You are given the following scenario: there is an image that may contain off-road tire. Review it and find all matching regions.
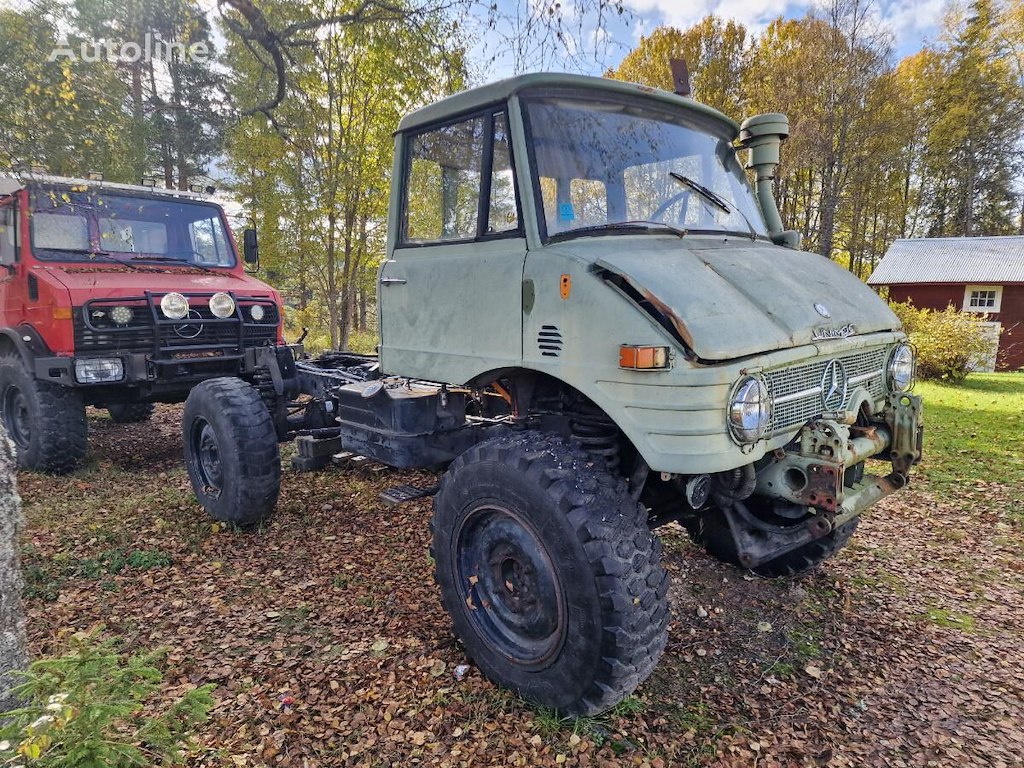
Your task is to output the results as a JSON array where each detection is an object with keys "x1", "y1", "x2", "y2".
[
  {"x1": 686, "y1": 504, "x2": 859, "y2": 577},
  {"x1": 182, "y1": 377, "x2": 280, "y2": 526},
  {"x1": 0, "y1": 354, "x2": 87, "y2": 473},
  {"x1": 432, "y1": 430, "x2": 669, "y2": 715},
  {"x1": 107, "y1": 402, "x2": 155, "y2": 423}
]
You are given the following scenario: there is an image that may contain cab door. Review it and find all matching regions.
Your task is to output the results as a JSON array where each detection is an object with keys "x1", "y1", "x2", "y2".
[
  {"x1": 379, "y1": 109, "x2": 525, "y2": 385},
  {"x1": 0, "y1": 197, "x2": 20, "y2": 329}
]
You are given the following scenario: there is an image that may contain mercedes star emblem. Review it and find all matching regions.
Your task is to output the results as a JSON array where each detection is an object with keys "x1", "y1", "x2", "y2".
[{"x1": 820, "y1": 359, "x2": 849, "y2": 411}]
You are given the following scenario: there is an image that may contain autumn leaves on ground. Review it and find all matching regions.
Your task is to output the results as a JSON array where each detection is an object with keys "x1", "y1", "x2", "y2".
[{"x1": 16, "y1": 374, "x2": 1024, "y2": 767}]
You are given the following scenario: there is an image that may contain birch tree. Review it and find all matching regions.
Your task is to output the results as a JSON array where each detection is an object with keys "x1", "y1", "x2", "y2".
[{"x1": 0, "y1": 429, "x2": 27, "y2": 714}]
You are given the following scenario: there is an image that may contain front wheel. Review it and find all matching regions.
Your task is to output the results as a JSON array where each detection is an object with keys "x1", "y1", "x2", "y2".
[
  {"x1": 432, "y1": 431, "x2": 669, "y2": 715},
  {"x1": 0, "y1": 354, "x2": 87, "y2": 473},
  {"x1": 182, "y1": 378, "x2": 280, "y2": 526}
]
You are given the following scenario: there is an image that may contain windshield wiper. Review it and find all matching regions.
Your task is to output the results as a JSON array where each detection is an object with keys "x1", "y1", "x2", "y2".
[
  {"x1": 43, "y1": 248, "x2": 141, "y2": 270},
  {"x1": 133, "y1": 255, "x2": 219, "y2": 274},
  {"x1": 668, "y1": 172, "x2": 758, "y2": 241},
  {"x1": 549, "y1": 221, "x2": 686, "y2": 242},
  {"x1": 669, "y1": 172, "x2": 731, "y2": 214}
]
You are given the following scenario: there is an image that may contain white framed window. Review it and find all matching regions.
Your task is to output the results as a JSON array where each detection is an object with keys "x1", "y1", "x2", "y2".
[{"x1": 963, "y1": 285, "x2": 1002, "y2": 313}]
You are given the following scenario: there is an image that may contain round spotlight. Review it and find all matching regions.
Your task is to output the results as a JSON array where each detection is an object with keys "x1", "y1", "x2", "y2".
[
  {"x1": 888, "y1": 343, "x2": 915, "y2": 392},
  {"x1": 209, "y1": 292, "x2": 236, "y2": 319},
  {"x1": 728, "y1": 376, "x2": 772, "y2": 444},
  {"x1": 110, "y1": 305, "x2": 133, "y2": 326},
  {"x1": 249, "y1": 304, "x2": 265, "y2": 322},
  {"x1": 160, "y1": 292, "x2": 189, "y2": 320}
]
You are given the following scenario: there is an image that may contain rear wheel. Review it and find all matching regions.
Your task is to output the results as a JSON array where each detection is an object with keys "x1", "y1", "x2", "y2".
[
  {"x1": 432, "y1": 430, "x2": 669, "y2": 715},
  {"x1": 0, "y1": 354, "x2": 87, "y2": 473},
  {"x1": 183, "y1": 378, "x2": 280, "y2": 526},
  {"x1": 107, "y1": 402, "x2": 155, "y2": 423}
]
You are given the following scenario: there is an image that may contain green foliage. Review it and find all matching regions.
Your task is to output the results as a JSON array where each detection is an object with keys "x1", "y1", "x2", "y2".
[
  {"x1": 0, "y1": 630, "x2": 213, "y2": 767},
  {"x1": 890, "y1": 301, "x2": 996, "y2": 381}
]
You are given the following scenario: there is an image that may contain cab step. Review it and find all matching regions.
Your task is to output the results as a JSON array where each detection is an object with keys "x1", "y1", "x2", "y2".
[{"x1": 379, "y1": 484, "x2": 439, "y2": 507}]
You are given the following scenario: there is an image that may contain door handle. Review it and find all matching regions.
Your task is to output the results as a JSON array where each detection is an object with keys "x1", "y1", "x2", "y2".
[{"x1": 379, "y1": 277, "x2": 407, "y2": 286}]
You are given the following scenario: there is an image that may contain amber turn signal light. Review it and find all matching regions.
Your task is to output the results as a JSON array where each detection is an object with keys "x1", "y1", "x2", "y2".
[{"x1": 619, "y1": 345, "x2": 670, "y2": 370}]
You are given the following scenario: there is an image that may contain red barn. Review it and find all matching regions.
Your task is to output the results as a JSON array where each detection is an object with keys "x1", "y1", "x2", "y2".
[{"x1": 867, "y1": 236, "x2": 1024, "y2": 372}]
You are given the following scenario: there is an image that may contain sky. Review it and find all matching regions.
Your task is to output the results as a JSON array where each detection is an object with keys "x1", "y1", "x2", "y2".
[{"x1": 469, "y1": 0, "x2": 950, "y2": 78}]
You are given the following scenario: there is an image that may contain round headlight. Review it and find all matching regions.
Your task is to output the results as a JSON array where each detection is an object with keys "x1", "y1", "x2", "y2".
[
  {"x1": 160, "y1": 292, "x2": 189, "y2": 320},
  {"x1": 209, "y1": 292, "x2": 236, "y2": 319},
  {"x1": 888, "y1": 343, "x2": 915, "y2": 392},
  {"x1": 110, "y1": 305, "x2": 133, "y2": 326},
  {"x1": 729, "y1": 376, "x2": 772, "y2": 444},
  {"x1": 249, "y1": 304, "x2": 265, "y2": 322}
]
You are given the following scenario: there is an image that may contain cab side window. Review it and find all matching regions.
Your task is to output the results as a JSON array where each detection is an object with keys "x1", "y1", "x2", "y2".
[
  {"x1": 0, "y1": 204, "x2": 17, "y2": 265},
  {"x1": 488, "y1": 113, "x2": 519, "y2": 234},
  {"x1": 402, "y1": 109, "x2": 521, "y2": 244},
  {"x1": 405, "y1": 116, "x2": 485, "y2": 242}
]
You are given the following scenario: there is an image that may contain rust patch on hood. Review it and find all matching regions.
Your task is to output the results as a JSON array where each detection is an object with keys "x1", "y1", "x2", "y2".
[{"x1": 639, "y1": 286, "x2": 695, "y2": 349}]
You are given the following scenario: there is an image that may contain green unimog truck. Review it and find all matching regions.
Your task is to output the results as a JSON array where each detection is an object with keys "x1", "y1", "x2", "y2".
[{"x1": 181, "y1": 73, "x2": 923, "y2": 715}]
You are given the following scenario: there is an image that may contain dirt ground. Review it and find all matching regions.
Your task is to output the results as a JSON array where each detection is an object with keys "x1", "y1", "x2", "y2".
[{"x1": 16, "y1": 404, "x2": 1024, "y2": 767}]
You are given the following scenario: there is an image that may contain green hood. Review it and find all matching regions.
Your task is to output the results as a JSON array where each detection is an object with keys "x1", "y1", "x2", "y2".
[{"x1": 565, "y1": 235, "x2": 900, "y2": 361}]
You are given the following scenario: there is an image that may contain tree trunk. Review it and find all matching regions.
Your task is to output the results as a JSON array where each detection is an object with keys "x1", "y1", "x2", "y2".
[{"x1": 0, "y1": 428, "x2": 27, "y2": 713}]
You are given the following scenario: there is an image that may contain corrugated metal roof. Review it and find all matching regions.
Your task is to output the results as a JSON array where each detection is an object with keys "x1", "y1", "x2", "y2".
[{"x1": 867, "y1": 236, "x2": 1024, "y2": 285}]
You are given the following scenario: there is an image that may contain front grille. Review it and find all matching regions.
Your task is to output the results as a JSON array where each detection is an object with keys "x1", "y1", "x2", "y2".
[
  {"x1": 765, "y1": 346, "x2": 888, "y2": 435},
  {"x1": 73, "y1": 297, "x2": 279, "y2": 358}
]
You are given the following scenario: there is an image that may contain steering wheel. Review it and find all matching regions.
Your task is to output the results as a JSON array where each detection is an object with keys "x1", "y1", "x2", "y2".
[{"x1": 650, "y1": 190, "x2": 691, "y2": 225}]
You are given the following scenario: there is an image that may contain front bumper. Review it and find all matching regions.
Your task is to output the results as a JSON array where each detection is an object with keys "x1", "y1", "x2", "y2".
[{"x1": 725, "y1": 392, "x2": 923, "y2": 567}]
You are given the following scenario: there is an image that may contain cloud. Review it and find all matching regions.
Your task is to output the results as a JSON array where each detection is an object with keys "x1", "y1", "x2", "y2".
[
  {"x1": 625, "y1": 0, "x2": 805, "y2": 33},
  {"x1": 880, "y1": 0, "x2": 945, "y2": 51},
  {"x1": 616, "y1": 0, "x2": 940, "y2": 56}
]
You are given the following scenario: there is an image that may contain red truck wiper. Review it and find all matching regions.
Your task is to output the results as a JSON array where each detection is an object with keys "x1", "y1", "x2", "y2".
[
  {"x1": 134, "y1": 255, "x2": 218, "y2": 275},
  {"x1": 48, "y1": 247, "x2": 141, "y2": 270}
]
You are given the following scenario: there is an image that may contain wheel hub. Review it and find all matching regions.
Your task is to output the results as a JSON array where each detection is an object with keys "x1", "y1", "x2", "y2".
[
  {"x1": 192, "y1": 419, "x2": 223, "y2": 496},
  {"x1": 456, "y1": 504, "x2": 566, "y2": 667},
  {"x1": 2, "y1": 386, "x2": 31, "y2": 449}
]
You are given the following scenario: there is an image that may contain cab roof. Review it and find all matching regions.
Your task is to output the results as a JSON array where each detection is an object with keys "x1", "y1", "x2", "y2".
[
  {"x1": 0, "y1": 172, "x2": 212, "y2": 201},
  {"x1": 396, "y1": 72, "x2": 741, "y2": 136}
]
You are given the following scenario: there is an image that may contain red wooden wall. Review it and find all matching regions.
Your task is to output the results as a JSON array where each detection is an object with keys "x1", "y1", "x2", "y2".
[{"x1": 886, "y1": 283, "x2": 1024, "y2": 371}]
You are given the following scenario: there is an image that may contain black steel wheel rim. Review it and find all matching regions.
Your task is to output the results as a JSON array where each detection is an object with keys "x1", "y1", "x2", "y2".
[
  {"x1": 2, "y1": 385, "x2": 31, "y2": 449},
  {"x1": 191, "y1": 418, "x2": 223, "y2": 496},
  {"x1": 454, "y1": 503, "x2": 566, "y2": 668}
]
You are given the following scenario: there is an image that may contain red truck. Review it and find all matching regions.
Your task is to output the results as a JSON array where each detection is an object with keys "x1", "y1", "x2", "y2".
[{"x1": 0, "y1": 173, "x2": 286, "y2": 473}]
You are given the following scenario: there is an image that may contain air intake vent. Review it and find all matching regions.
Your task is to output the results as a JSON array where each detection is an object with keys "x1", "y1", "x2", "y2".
[{"x1": 537, "y1": 325, "x2": 562, "y2": 357}]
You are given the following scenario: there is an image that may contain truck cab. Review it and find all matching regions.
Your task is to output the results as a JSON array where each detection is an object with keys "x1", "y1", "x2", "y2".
[{"x1": 0, "y1": 173, "x2": 285, "y2": 472}]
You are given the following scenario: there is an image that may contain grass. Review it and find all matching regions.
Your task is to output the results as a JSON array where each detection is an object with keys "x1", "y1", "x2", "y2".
[
  {"x1": 920, "y1": 607, "x2": 977, "y2": 632},
  {"x1": 914, "y1": 373, "x2": 1024, "y2": 518},
  {"x1": 532, "y1": 695, "x2": 646, "y2": 748}
]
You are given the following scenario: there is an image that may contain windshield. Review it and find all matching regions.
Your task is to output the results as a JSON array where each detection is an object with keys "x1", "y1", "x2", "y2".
[
  {"x1": 522, "y1": 90, "x2": 767, "y2": 240},
  {"x1": 29, "y1": 187, "x2": 236, "y2": 267}
]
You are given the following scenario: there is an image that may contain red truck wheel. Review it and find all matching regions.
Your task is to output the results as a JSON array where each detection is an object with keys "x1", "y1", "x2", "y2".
[{"x1": 0, "y1": 355, "x2": 87, "y2": 473}]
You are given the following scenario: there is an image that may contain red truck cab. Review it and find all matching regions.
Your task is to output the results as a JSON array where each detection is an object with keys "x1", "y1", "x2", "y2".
[{"x1": 0, "y1": 173, "x2": 286, "y2": 472}]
